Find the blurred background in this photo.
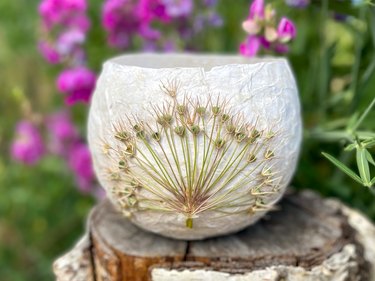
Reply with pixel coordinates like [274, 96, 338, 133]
[0, 0, 374, 280]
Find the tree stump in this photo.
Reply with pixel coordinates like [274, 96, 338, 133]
[53, 191, 375, 281]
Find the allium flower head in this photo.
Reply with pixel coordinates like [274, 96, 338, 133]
[57, 66, 96, 105]
[11, 121, 45, 165]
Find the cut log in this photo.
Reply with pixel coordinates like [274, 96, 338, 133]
[53, 191, 375, 281]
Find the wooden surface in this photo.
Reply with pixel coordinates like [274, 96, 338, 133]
[53, 191, 375, 281]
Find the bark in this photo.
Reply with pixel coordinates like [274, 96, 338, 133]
[53, 191, 375, 281]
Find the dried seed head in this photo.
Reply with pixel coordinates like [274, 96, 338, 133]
[247, 154, 257, 163]
[265, 149, 274, 159]
[226, 124, 236, 135]
[157, 114, 173, 127]
[115, 131, 131, 142]
[133, 124, 144, 133]
[235, 132, 247, 143]
[128, 196, 137, 207]
[265, 130, 275, 140]
[196, 107, 206, 117]
[221, 114, 230, 123]
[249, 129, 261, 143]
[212, 106, 221, 116]
[174, 126, 186, 137]
[190, 125, 201, 136]
[124, 143, 136, 157]
[118, 159, 128, 171]
[215, 138, 225, 149]
[177, 104, 186, 115]
[152, 132, 161, 142]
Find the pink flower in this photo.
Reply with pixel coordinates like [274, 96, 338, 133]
[249, 0, 264, 20]
[68, 142, 95, 193]
[38, 41, 61, 64]
[57, 67, 96, 105]
[277, 17, 296, 43]
[11, 121, 45, 165]
[46, 111, 79, 155]
[239, 35, 261, 57]
[242, 19, 260, 35]
[56, 29, 86, 55]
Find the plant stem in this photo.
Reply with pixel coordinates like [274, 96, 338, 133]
[351, 96, 375, 132]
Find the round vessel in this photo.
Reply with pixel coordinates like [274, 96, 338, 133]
[88, 53, 302, 240]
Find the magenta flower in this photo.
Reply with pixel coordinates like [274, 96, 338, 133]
[68, 142, 95, 193]
[39, 0, 89, 31]
[162, 0, 193, 17]
[46, 111, 78, 155]
[240, 35, 261, 57]
[137, 0, 170, 23]
[38, 41, 61, 64]
[249, 0, 264, 20]
[277, 17, 296, 43]
[57, 67, 96, 105]
[11, 121, 45, 165]
[102, 0, 141, 48]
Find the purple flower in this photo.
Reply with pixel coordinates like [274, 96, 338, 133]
[203, 0, 218, 7]
[249, 0, 264, 20]
[285, 0, 310, 8]
[38, 41, 61, 64]
[277, 17, 296, 42]
[46, 111, 78, 155]
[11, 121, 45, 165]
[137, 0, 170, 23]
[68, 142, 95, 193]
[56, 29, 86, 56]
[39, 0, 89, 31]
[102, 0, 141, 48]
[240, 36, 261, 57]
[161, 0, 193, 17]
[57, 67, 96, 105]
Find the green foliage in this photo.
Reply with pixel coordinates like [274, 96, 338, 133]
[0, 0, 374, 280]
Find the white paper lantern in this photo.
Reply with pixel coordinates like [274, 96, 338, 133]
[88, 54, 302, 240]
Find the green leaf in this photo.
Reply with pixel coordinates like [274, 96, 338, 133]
[344, 143, 356, 151]
[365, 149, 375, 166]
[356, 147, 371, 186]
[371, 177, 375, 186]
[322, 152, 363, 185]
